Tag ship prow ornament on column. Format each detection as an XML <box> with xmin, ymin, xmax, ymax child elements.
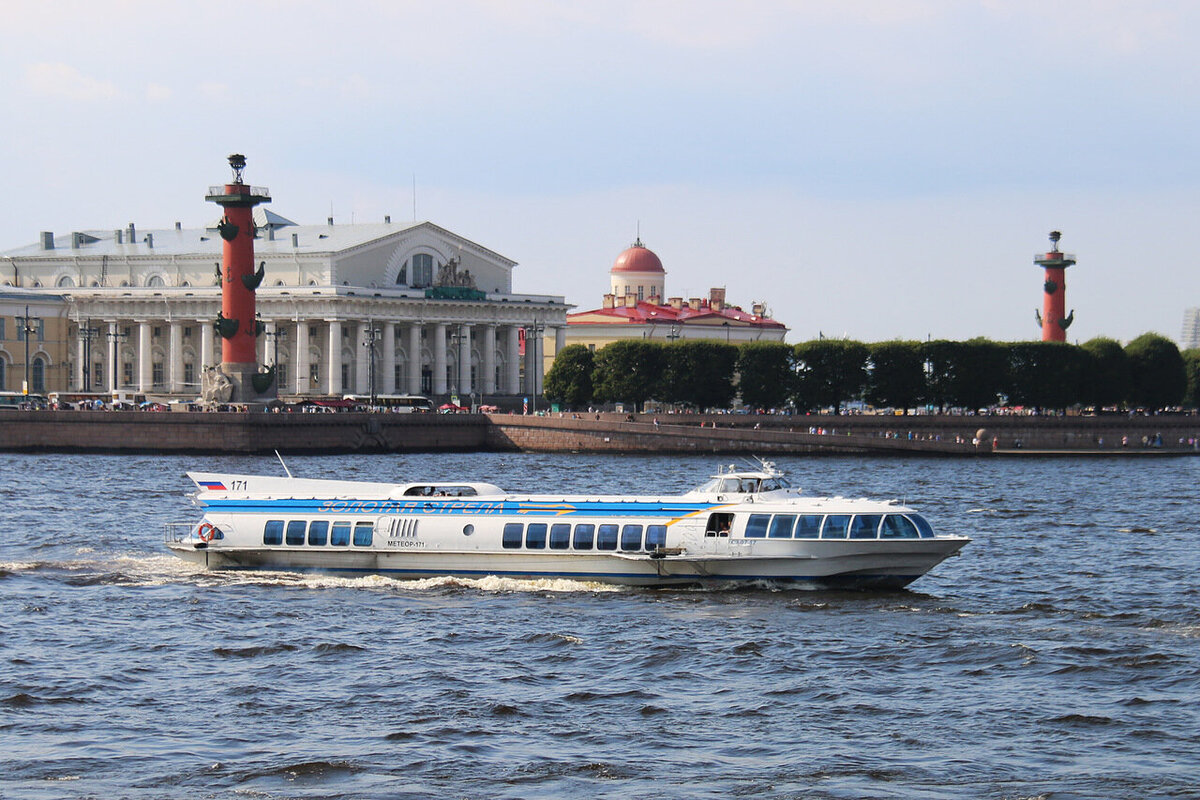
<box><xmin>201</xmin><ymin>154</ymin><xmax>275</xmax><ymax>405</ymax></box>
<box><xmin>1034</xmin><ymin>230</ymin><xmax>1076</xmax><ymax>342</ymax></box>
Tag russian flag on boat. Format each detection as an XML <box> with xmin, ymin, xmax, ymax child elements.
<box><xmin>198</xmin><ymin>480</ymin><xmax>227</xmax><ymax>491</ymax></box>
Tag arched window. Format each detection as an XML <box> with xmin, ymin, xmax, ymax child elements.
<box><xmin>32</xmin><ymin>356</ymin><xmax>46</xmax><ymax>394</ymax></box>
<box><xmin>412</xmin><ymin>254</ymin><xmax>434</xmax><ymax>288</ymax></box>
<box><xmin>147</xmin><ymin>275</ymin><xmax>165</xmax><ymax>287</ymax></box>
<box><xmin>0</xmin><ymin>357</ymin><xmax>6</xmax><ymax>390</ymax></box>
<box><xmin>57</xmin><ymin>275</ymin><xmax>76</xmax><ymax>288</ymax></box>
<box><xmin>396</xmin><ymin>264</ymin><xmax>407</xmax><ymax>285</ymax></box>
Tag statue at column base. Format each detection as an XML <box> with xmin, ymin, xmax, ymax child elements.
<box><xmin>201</xmin><ymin>363</ymin><xmax>278</xmax><ymax>406</ymax></box>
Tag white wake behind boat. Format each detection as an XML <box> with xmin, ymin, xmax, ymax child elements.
<box><xmin>165</xmin><ymin>462</ymin><xmax>969</xmax><ymax>589</ymax></box>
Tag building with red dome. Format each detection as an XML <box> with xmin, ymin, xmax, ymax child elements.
<box><xmin>560</xmin><ymin>237</ymin><xmax>788</xmax><ymax>355</ymax></box>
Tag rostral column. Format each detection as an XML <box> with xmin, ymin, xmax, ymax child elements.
<box><xmin>1034</xmin><ymin>230</ymin><xmax>1076</xmax><ymax>342</ymax></box>
<box><xmin>204</xmin><ymin>154</ymin><xmax>274</xmax><ymax>402</ymax></box>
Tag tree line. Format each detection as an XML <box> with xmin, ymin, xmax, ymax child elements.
<box><xmin>543</xmin><ymin>334</ymin><xmax>1200</xmax><ymax>413</ymax></box>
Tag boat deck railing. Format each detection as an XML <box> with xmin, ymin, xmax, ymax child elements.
<box><xmin>164</xmin><ymin>522</ymin><xmax>193</xmax><ymax>544</ymax></box>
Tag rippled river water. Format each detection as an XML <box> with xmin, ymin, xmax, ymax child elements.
<box><xmin>2</xmin><ymin>451</ymin><xmax>1199</xmax><ymax>799</ymax></box>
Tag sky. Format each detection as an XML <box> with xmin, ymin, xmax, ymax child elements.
<box><xmin>2</xmin><ymin>0</ymin><xmax>1199</xmax><ymax>345</ymax></box>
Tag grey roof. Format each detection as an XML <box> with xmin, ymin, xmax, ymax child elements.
<box><xmin>2</xmin><ymin>219</ymin><xmax>517</xmax><ymax>266</ymax></box>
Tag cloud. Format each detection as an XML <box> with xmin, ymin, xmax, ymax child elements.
<box><xmin>21</xmin><ymin>62</ymin><xmax>120</xmax><ymax>101</ymax></box>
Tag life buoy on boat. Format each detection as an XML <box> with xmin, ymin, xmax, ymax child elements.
<box><xmin>197</xmin><ymin>522</ymin><xmax>216</xmax><ymax>542</ymax></box>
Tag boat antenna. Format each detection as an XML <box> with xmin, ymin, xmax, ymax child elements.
<box><xmin>275</xmin><ymin>450</ymin><xmax>293</xmax><ymax>478</ymax></box>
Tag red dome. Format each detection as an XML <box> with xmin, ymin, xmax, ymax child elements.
<box><xmin>612</xmin><ymin>239</ymin><xmax>664</xmax><ymax>274</ymax></box>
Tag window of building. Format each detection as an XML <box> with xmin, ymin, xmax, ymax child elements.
<box><xmin>396</xmin><ymin>265</ymin><xmax>407</xmax><ymax>285</ymax></box>
<box><xmin>394</xmin><ymin>364</ymin><xmax>403</xmax><ymax>391</ymax></box>
<box><xmin>637</xmin><ymin>286</ymin><xmax>644</xmax><ymax>301</ymax></box>
<box><xmin>276</xmin><ymin>363</ymin><xmax>288</xmax><ymax>388</ymax></box>
<box><xmin>0</xmin><ymin>358</ymin><xmax>6</xmax><ymax>390</ymax></box>
<box><xmin>572</xmin><ymin>523</ymin><xmax>594</xmax><ymax>550</ymax></box>
<box><xmin>309</xmin><ymin>325</ymin><xmax>318</xmax><ymax>338</ymax></box>
<box><xmin>93</xmin><ymin>363</ymin><xmax>103</xmax><ymax>385</ymax></box>
<box><xmin>308</xmin><ymin>520</ymin><xmax>329</xmax><ymax>546</ymax></box>
<box><xmin>263</xmin><ymin>520</ymin><xmax>284</xmax><ymax>545</ymax></box>
<box><xmin>341</xmin><ymin>363</ymin><xmax>350</xmax><ymax>390</ymax></box>
<box><xmin>184</xmin><ymin>363</ymin><xmax>195</xmax><ymax>386</ymax></box>
<box><xmin>152</xmin><ymin>327</ymin><xmax>162</xmax><ymax>338</ymax></box>
<box><xmin>330</xmin><ymin>522</ymin><xmax>351</xmax><ymax>546</ymax></box>
<box><xmin>309</xmin><ymin>363</ymin><xmax>320</xmax><ymax>385</ymax></box>
<box><xmin>17</xmin><ymin>319</ymin><xmax>45</xmax><ymax>342</ymax></box>
<box><xmin>353</xmin><ymin>522</ymin><xmax>373</xmax><ymax>547</ymax></box>
<box><xmin>502</xmin><ymin>522</ymin><xmax>523</xmax><ymax>549</ymax></box>
<box><xmin>147</xmin><ymin>275</ymin><xmax>165</xmax><ymax>287</ymax></box>
<box><xmin>286</xmin><ymin>520</ymin><xmax>307</xmax><ymax>545</ymax></box>
<box><xmin>525</xmin><ymin>523</ymin><xmax>547</xmax><ymax>549</ymax></box>
<box><xmin>184</xmin><ymin>327</ymin><xmax>192</xmax><ymax>338</ymax></box>
<box><xmin>152</xmin><ymin>362</ymin><xmax>164</xmax><ymax>386</ymax></box>
<box><xmin>412</xmin><ymin>254</ymin><xmax>434</xmax><ymax>288</ymax></box>
<box><xmin>0</xmin><ymin>319</ymin><xmax>5</xmax><ymax>339</ymax></box>
<box><xmin>30</xmin><ymin>357</ymin><xmax>46</xmax><ymax>393</ymax></box>
<box><xmin>57</xmin><ymin>275</ymin><xmax>75</xmax><ymax>288</ymax></box>
<box><xmin>122</xmin><ymin>362</ymin><xmax>133</xmax><ymax>386</ymax></box>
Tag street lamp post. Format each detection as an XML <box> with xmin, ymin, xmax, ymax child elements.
<box><xmin>16</xmin><ymin>306</ymin><xmax>40</xmax><ymax>395</ymax></box>
<box><xmin>78</xmin><ymin>319</ymin><xmax>100</xmax><ymax>391</ymax></box>
<box><xmin>266</xmin><ymin>324</ymin><xmax>288</xmax><ymax>382</ymax></box>
<box><xmin>363</xmin><ymin>323</ymin><xmax>382</xmax><ymax>406</ymax></box>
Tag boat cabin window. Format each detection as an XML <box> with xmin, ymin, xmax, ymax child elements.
<box><xmin>308</xmin><ymin>520</ymin><xmax>329</xmax><ymax>546</ymax></box>
<box><xmin>353</xmin><ymin>522</ymin><xmax>373</xmax><ymax>547</ymax></box>
<box><xmin>646</xmin><ymin>525</ymin><xmax>667</xmax><ymax>549</ymax></box>
<box><xmin>286</xmin><ymin>520</ymin><xmax>307</xmax><ymax>546</ymax></box>
<box><xmin>769</xmin><ymin>514</ymin><xmax>797</xmax><ymax>538</ymax></box>
<box><xmin>331</xmin><ymin>521</ymin><xmax>351</xmax><ymax>547</ymax></box>
<box><xmin>880</xmin><ymin>515</ymin><xmax>919</xmax><ymax>539</ymax></box>
<box><xmin>401</xmin><ymin>485</ymin><xmax>478</xmax><ymax>497</ymax></box>
<box><xmin>705</xmin><ymin>513</ymin><xmax>734</xmax><ymax>537</ymax></box>
<box><xmin>621</xmin><ymin>524</ymin><xmax>643</xmax><ymax>551</ymax></box>
<box><xmin>502</xmin><ymin>522</ymin><xmax>523</xmax><ymax>549</ymax></box>
<box><xmin>597</xmin><ymin>524</ymin><xmax>619</xmax><ymax>551</ymax></box>
<box><xmin>849</xmin><ymin>515</ymin><xmax>883</xmax><ymax>539</ymax></box>
<box><xmin>795</xmin><ymin>515</ymin><xmax>823</xmax><ymax>538</ymax></box>
<box><xmin>573</xmin><ymin>524</ymin><xmax>595</xmax><ymax>550</ymax></box>
<box><xmin>909</xmin><ymin>514</ymin><xmax>935</xmax><ymax>539</ymax></box>
<box><xmin>263</xmin><ymin>520</ymin><xmax>284</xmax><ymax>545</ymax></box>
<box><xmin>744</xmin><ymin>514</ymin><xmax>771</xmax><ymax>538</ymax></box>
<box><xmin>821</xmin><ymin>515</ymin><xmax>850</xmax><ymax>539</ymax></box>
<box><xmin>549</xmin><ymin>523</ymin><xmax>571</xmax><ymax>550</ymax></box>
<box><xmin>526</xmin><ymin>523</ymin><xmax>548</xmax><ymax>549</ymax></box>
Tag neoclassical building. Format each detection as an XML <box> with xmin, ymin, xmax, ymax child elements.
<box><xmin>1</xmin><ymin>212</ymin><xmax>568</xmax><ymax>400</ymax></box>
<box><xmin>0</xmin><ymin>287</ymin><xmax>70</xmax><ymax>395</ymax></box>
<box><xmin>560</xmin><ymin>238</ymin><xmax>788</xmax><ymax>354</ymax></box>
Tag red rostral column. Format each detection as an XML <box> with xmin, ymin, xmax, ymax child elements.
<box><xmin>205</xmin><ymin>154</ymin><xmax>271</xmax><ymax>398</ymax></box>
<box><xmin>1034</xmin><ymin>230</ymin><xmax>1076</xmax><ymax>342</ymax></box>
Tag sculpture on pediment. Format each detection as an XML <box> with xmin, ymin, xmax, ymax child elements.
<box><xmin>434</xmin><ymin>257</ymin><xmax>477</xmax><ymax>289</ymax></box>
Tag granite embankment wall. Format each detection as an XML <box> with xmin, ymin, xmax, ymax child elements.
<box><xmin>3</xmin><ymin>410</ymin><xmax>1199</xmax><ymax>455</ymax></box>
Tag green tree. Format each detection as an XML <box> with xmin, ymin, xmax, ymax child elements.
<box><xmin>922</xmin><ymin>339</ymin><xmax>959</xmax><ymax>412</ymax></box>
<box><xmin>1080</xmin><ymin>337</ymin><xmax>1131</xmax><ymax>409</ymax></box>
<box><xmin>1183</xmin><ymin>349</ymin><xmax>1200</xmax><ymax>409</ymax></box>
<box><xmin>591</xmin><ymin>340</ymin><xmax>666</xmax><ymax>410</ymax></box>
<box><xmin>865</xmin><ymin>340</ymin><xmax>925</xmax><ymax>411</ymax></box>
<box><xmin>793</xmin><ymin>339</ymin><xmax>869</xmax><ymax>413</ymax></box>
<box><xmin>660</xmin><ymin>341</ymin><xmax>738</xmax><ymax>410</ymax></box>
<box><xmin>736</xmin><ymin>342</ymin><xmax>795</xmax><ymax>410</ymax></box>
<box><xmin>1125</xmin><ymin>333</ymin><xmax>1186</xmax><ymax>408</ymax></box>
<box><xmin>953</xmin><ymin>338</ymin><xmax>1009</xmax><ymax>410</ymax></box>
<box><xmin>543</xmin><ymin>344</ymin><xmax>594</xmax><ymax>409</ymax></box>
<box><xmin>1006</xmin><ymin>341</ymin><xmax>1085</xmax><ymax>410</ymax></box>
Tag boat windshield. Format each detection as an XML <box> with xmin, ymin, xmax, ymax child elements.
<box><xmin>693</xmin><ymin>474</ymin><xmax>791</xmax><ymax>494</ymax></box>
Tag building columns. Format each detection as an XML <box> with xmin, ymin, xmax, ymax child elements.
<box><xmin>137</xmin><ymin>321</ymin><xmax>153</xmax><ymax>392</ymax></box>
<box><xmin>506</xmin><ymin>325</ymin><xmax>521</xmax><ymax>396</ymax></box>
<box><xmin>482</xmin><ymin>324</ymin><xmax>496</xmax><ymax>394</ymax></box>
<box><xmin>169</xmin><ymin>322</ymin><xmax>183</xmax><ymax>393</ymax></box>
<box><xmin>107</xmin><ymin>322</ymin><xmax>118</xmax><ymax>392</ymax></box>
<box><xmin>294</xmin><ymin>320</ymin><xmax>309</xmax><ymax>395</ymax></box>
<box><xmin>407</xmin><ymin>324</ymin><xmax>422</xmax><ymax>395</ymax></box>
<box><xmin>327</xmin><ymin>319</ymin><xmax>342</xmax><ymax>396</ymax></box>
<box><xmin>381</xmin><ymin>322</ymin><xmax>396</xmax><ymax>395</ymax></box>
<box><xmin>199</xmin><ymin>319</ymin><xmax>214</xmax><ymax>373</ymax></box>
<box><xmin>432</xmin><ymin>323</ymin><xmax>447</xmax><ymax>395</ymax></box>
<box><xmin>75</xmin><ymin>328</ymin><xmax>87</xmax><ymax>391</ymax></box>
<box><xmin>458</xmin><ymin>324</ymin><xmax>472</xmax><ymax>396</ymax></box>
